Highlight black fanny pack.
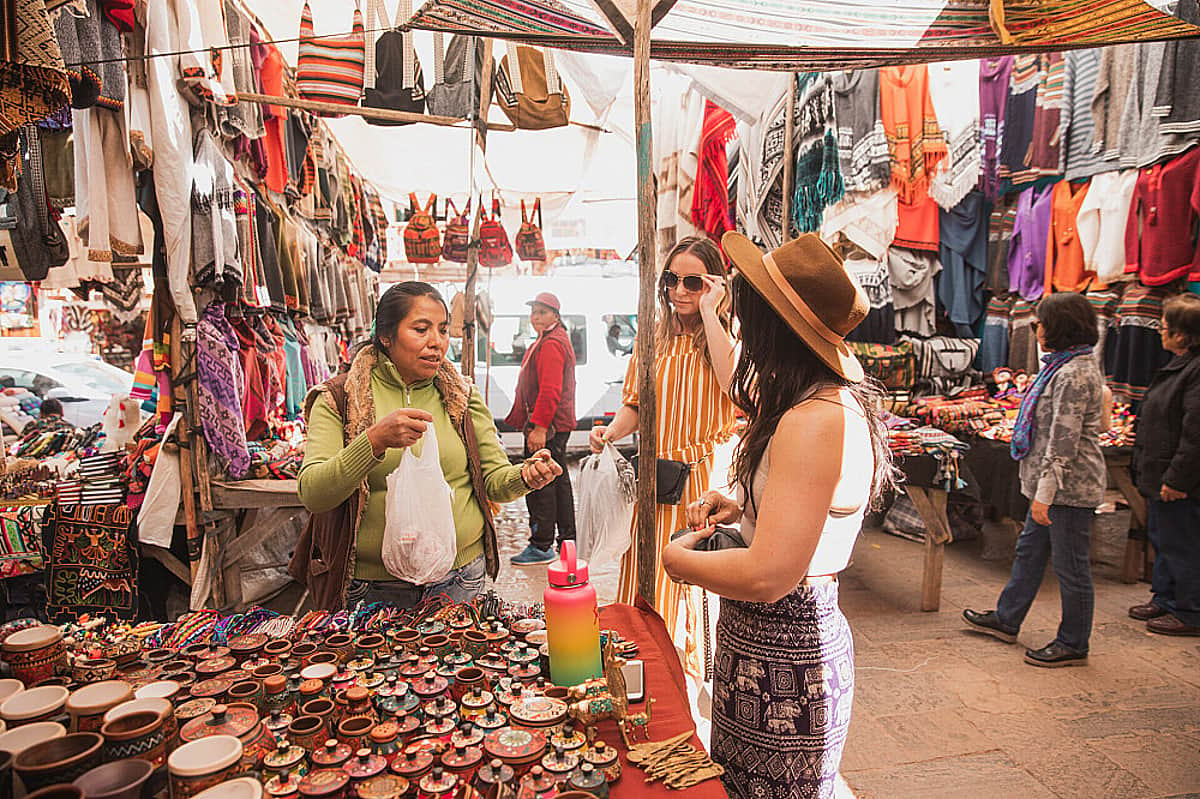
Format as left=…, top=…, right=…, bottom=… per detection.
left=670, top=525, right=748, bottom=551
left=632, top=454, right=705, bottom=505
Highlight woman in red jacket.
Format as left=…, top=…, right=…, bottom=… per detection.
left=506, top=292, right=578, bottom=565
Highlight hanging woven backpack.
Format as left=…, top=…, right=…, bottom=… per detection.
left=442, top=197, right=471, bottom=263
left=494, top=43, right=571, bottom=130
left=427, top=33, right=489, bottom=118
left=362, top=0, right=425, bottom=125
left=403, top=193, right=442, bottom=264
left=296, top=0, right=365, bottom=112
left=479, top=198, right=513, bottom=268
left=515, top=198, right=547, bottom=262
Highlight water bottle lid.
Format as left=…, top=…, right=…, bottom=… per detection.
left=547, top=540, right=589, bottom=586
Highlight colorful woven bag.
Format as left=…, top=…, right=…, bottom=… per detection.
left=296, top=0, right=365, bottom=112
left=362, top=0, right=425, bottom=125
left=479, top=198, right=512, bottom=268
left=847, top=341, right=916, bottom=390
left=515, top=198, right=546, bottom=262
left=442, top=198, right=471, bottom=263
left=494, top=43, right=570, bottom=130
left=403, top=193, right=442, bottom=264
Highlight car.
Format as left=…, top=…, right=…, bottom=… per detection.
left=0, top=355, right=134, bottom=429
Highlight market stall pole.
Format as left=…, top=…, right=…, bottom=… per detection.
left=780, top=71, right=797, bottom=244
left=904, top=486, right=954, bottom=611
left=633, top=0, right=659, bottom=603
left=462, top=42, right=496, bottom=380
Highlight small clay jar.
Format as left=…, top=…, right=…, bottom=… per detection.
left=99, top=709, right=167, bottom=768
left=568, top=763, right=608, bottom=798
left=265, top=709, right=294, bottom=738
left=263, top=742, right=308, bottom=780
left=336, top=716, right=375, bottom=751
left=416, top=766, right=457, bottom=799
left=472, top=759, right=514, bottom=797
left=581, top=742, right=620, bottom=785
left=368, top=721, right=402, bottom=765
left=451, top=722, right=485, bottom=750
left=286, top=715, right=328, bottom=753
left=540, top=745, right=579, bottom=785
left=389, top=630, right=420, bottom=657
left=3, top=626, right=67, bottom=688
left=389, top=749, right=433, bottom=783
left=439, top=743, right=483, bottom=782
left=302, top=698, right=337, bottom=730
left=14, top=732, right=104, bottom=793
left=71, top=658, right=117, bottom=686
left=265, top=769, right=302, bottom=799
left=311, top=739, right=354, bottom=771
left=354, top=774, right=408, bottom=799
left=263, top=640, right=293, bottom=662
left=460, top=631, right=489, bottom=663
left=226, top=680, right=264, bottom=711
left=323, top=634, right=355, bottom=665
left=298, top=769, right=350, bottom=799
left=411, top=674, right=447, bottom=704
left=342, top=749, right=386, bottom=785
left=517, top=766, right=557, bottom=799
left=291, top=643, right=319, bottom=666
left=263, top=675, right=291, bottom=718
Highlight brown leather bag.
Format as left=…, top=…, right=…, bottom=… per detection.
left=494, top=43, right=570, bottom=130
left=288, top=375, right=359, bottom=610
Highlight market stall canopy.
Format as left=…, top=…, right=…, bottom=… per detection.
left=406, top=0, right=1200, bottom=69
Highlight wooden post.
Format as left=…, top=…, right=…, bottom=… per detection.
left=905, top=486, right=952, bottom=612
left=170, top=316, right=202, bottom=585
left=462, top=40, right=495, bottom=380
left=780, top=72, right=797, bottom=243
left=633, top=0, right=659, bottom=604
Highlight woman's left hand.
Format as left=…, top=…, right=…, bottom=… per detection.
left=1161, top=484, right=1187, bottom=502
left=662, top=526, right=715, bottom=584
left=1031, top=500, right=1052, bottom=526
left=521, top=449, right=563, bottom=490
left=697, top=274, right=726, bottom=317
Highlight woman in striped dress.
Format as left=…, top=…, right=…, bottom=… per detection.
left=589, top=237, right=737, bottom=672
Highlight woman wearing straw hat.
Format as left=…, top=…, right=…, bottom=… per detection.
left=664, top=231, right=895, bottom=799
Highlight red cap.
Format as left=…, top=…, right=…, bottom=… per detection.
left=546, top=540, right=589, bottom=586
left=526, top=292, right=561, bottom=314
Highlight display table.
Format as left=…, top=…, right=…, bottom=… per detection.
left=599, top=601, right=729, bottom=798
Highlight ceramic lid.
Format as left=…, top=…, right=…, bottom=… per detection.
left=583, top=741, right=617, bottom=767
left=549, top=725, right=586, bottom=752
left=169, top=735, right=244, bottom=777
left=423, top=696, right=456, bottom=719
left=264, top=675, right=287, bottom=694
left=343, top=749, right=386, bottom=780
left=460, top=687, right=494, bottom=710
left=354, top=774, right=408, bottom=799
left=417, top=767, right=456, bottom=794
left=390, top=749, right=434, bottom=777
left=311, top=740, right=353, bottom=768
left=483, top=728, right=546, bottom=764
left=135, top=680, right=181, bottom=700
left=175, top=697, right=217, bottom=721
left=541, top=746, right=579, bottom=773
left=196, top=656, right=238, bottom=677
left=345, top=686, right=369, bottom=704
left=0, top=720, right=64, bottom=754
left=510, top=696, right=566, bottom=727
left=510, top=619, right=545, bottom=636
left=1, top=685, right=69, bottom=721
left=300, top=664, right=337, bottom=683
left=190, top=676, right=235, bottom=700
left=182, top=703, right=261, bottom=742
left=440, top=744, right=482, bottom=771
left=264, top=743, right=306, bottom=771
left=475, top=759, right=514, bottom=785
left=450, top=724, right=484, bottom=749
left=102, top=697, right=170, bottom=726
left=265, top=771, right=301, bottom=798
left=412, top=673, right=447, bottom=697
left=521, top=766, right=556, bottom=792
left=369, top=721, right=399, bottom=744
left=66, top=680, right=133, bottom=714
left=570, top=763, right=606, bottom=789
left=358, top=673, right=384, bottom=691
left=346, top=659, right=374, bottom=674
left=2, top=625, right=61, bottom=652
left=298, top=770, right=349, bottom=799
left=228, top=634, right=268, bottom=653
left=414, top=621, right=446, bottom=636
left=475, top=707, right=508, bottom=731
left=524, top=631, right=548, bottom=647
left=0, top=678, right=23, bottom=704
left=424, top=718, right=455, bottom=737
left=192, top=777, right=264, bottom=799
left=265, top=711, right=294, bottom=732
left=442, top=652, right=471, bottom=668
left=298, top=679, right=324, bottom=697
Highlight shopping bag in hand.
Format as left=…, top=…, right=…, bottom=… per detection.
left=381, top=425, right=458, bottom=584
left=577, top=442, right=636, bottom=567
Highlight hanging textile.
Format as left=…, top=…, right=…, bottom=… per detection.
left=1153, top=0, right=1200, bottom=136
left=217, top=0, right=264, bottom=140
left=197, top=303, right=251, bottom=479
left=978, top=56, right=1013, bottom=201
left=1077, top=169, right=1138, bottom=285
left=690, top=100, right=737, bottom=242
left=1091, top=44, right=1138, bottom=164
left=1060, top=50, right=1108, bottom=181
left=831, top=68, right=889, bottom=194
left=843, top=253, right=895, bottom=345
left=192, top=128, right=241, bottom=302
left=1008, top=298, right=1041, bottom=375
left=1007, top=183, right=1052, bottom=301
left=1044, top=179, right=1094, bottom=293
left=820, top=188, right=898, bottom=261
left=986, top=194, right=1017, bottom=293
left=937, top=191, right=988, bottom=336
left=998, top=55, right=1039, bottom=186
left=0, top=0, right=70, bottom=136
left=1124, top=145, right=1200, bottom=286
left=881, top=65, right=945, bottom=251
left=1117, top=42, right=1199, bottom=169
left=73, top=106, right=142, bottom=267
left=175, top=0, right=236, bottom=106
left=927, top=60, right=981, bottom=211
left=255, top=34, right=289, bottom=195
left=52, top=0, right=126, bottom=111
left=980, top=294, right=1014, bottom=375
left=1106, top=283, right=1172, bottom=405
left=889, top=247, right=941, bottom=338
left=43, top=503, right=138, bottom=623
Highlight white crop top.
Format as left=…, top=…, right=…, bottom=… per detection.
left=735, top=393, right=873, bottom=576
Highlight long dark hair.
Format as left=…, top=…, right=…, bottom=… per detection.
left=730, top=274, right=896, bottom=511
left=371, top=281, right=448, bottom=352
left=655, top=237, right=731, bottom=366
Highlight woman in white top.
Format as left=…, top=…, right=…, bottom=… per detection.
left=664, top=231, right=896, bottom=799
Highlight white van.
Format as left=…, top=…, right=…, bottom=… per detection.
left=445, top=268, right=639, bottom=453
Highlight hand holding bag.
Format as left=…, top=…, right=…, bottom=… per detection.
left=670, top=525, right=748, bottom=551
left=495, top=42, right=571, bottom=130
left=363, top=0, right=425, bottom=124
left=382, top=426, right=458, bottom=585
left=296, top=0, right=365, bottom=112
left=515, top=198, right=546, bottom=262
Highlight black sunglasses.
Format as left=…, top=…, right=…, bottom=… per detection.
left=661, top=271, right=706, bottom=292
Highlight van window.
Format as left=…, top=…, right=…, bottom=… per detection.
left=481, top=315, right=587, bottom=366
left=603, top=314, right=637, bottom=356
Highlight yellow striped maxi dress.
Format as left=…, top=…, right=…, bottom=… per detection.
left=617, top=334, right=737, bottom=675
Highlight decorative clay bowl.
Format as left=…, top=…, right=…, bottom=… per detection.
left=72, top=758, right=154, bottom=799
left=192, top=777, right=264, bottom=799
left=1, top=686, right=70, bottom=727
left=0, top=721, right=65, bottom=757
left=65, top=681, right=133, bottom=733
left=168, top=736, right=244, bottom=799
left=14, top=732, right=105, bottom=793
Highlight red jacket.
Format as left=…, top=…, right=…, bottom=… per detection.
left=505, top=322, right=577, bottom=435
left=1124, top=146, right=1200, bottom=286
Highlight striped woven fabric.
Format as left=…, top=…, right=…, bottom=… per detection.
left=297, top=1, right=366, bottom=108
left=408, top=0, right=1200, bottom=69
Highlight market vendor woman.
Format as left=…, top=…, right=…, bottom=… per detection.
left=293, top=282, right=562, bottom=609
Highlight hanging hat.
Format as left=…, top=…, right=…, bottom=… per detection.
left=721, top=230, right=868, bottom=382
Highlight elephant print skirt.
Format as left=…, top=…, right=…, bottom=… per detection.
left=711, top=581, right=854, bottom=799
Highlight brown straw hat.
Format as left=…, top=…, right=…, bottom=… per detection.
left=721, top=230, right=869, bottom=382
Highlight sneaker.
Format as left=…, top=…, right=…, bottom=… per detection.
left=962, top=609, right=1018, bottom=643
left=1146, top=615, right=1200, bottom=637
left=510, top=544, right=557, bottom=566
left=1024, top=641, right=1088, bottom=668
left=1128, top=602, right=1168, bottom=621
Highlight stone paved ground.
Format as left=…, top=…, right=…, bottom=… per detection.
left=491, top=489, right=1200, bottom=799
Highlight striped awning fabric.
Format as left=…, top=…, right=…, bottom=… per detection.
left=406, top=0, right=1200, bottom=69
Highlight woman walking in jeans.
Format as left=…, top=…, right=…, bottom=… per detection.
left=964, top=292, right=1106, bottom=667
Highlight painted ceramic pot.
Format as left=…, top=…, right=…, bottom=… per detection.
left=440, top=743, right=483, bottom=782
left=265, top=770, right=302, bottom=799
left=367, top=723, right=401, bottom=766
left=298, top=770, right=349, bottom=799
left=1, top=685, right=70, bottom=727
left=102, top=697, right=173, bottom=753
left=145, top=648, right=175, bottom=666
left=136, top=680, right=182, bottom=704
left=474, top=707, right=508, bottom=733
left=389, top=749, right=434, bottom=783
left=262, top=639, right=292, bottom=662
left=182, top=703, right=276, bottom=772
left=264, top=710, right=294, bottom=738
left=192, top=777, right=263, bottom=799
left=343, top=750, right=387, bottom=785
left=101, top=639, right=141, bottom=669
left=262, top=743, right=307, bottom=781
left=459, top=632, right=489, bottom=664
left=566, top=764, right=607, bottom=799
left=475, top=655, right=508, bottom=686
left=353, top=774, right=407, bottom=799
left=73, top=756, right=154, bottom=799
left=300, top=664, right=337, bottom=686
left=67, top=681, right=134, bottom=733
left=451, top=723, right=485, bottom=751
left=482, top=729, right=546, bottom=778
left=71, top=659, right=116, bottom=686
left=175, top=698, right=216, bottom=729
left=2, top=626, right=67, bottom=687
left=168, top=736, right=243, bottom=799
left=323, top=634, right=355, bottom=665
left=100, top=709, right=167, bottom=767
left=302, top=698, right=337, bottom=734
left=459, top=686, right=495, bottom=724
left=449, top=668, right=483, bottom=704
left=414, top=620, right=447, bottom=637
left=336, top=717, right=375, bottom=751
left=262, top=676, right=290, bottom=718
left=547, top=724, right=584, bottom=754
left=291, top=643, right=319, bottom=665
left=14, top=732, right=105, bottom=793
left=389, top=630, right=420, bottom=657
left=311, top=740, right=354, bottom=771
left=190, top=676, right=234, bottom=704
left=509, top=698, right=566, bottom=738
left=26, top=785, right=83, bottom=799
left=473, top=760, right=514, bottom=797
left=285, top=715, right=328, bottom=753
left=195, top=657, right=238, bottom=680
left=411, top=674, right=447, bottom=704
left=355, top=635, right=388, bottom=661
left=539, top=747, right=578, bottom=786
left=226, top=680, right=264, bottom=711
left=516, top=766, right=557, bottom=799
left=253, top=663, right=285, bottom=681
left=0, top=720, right=65, bottom=760
left=579, top=743, right=620, bottom=785
left=227, top=635, right=268, bottom=665
left=483, top=623, right=510, bottom=654
left=416, top=767, right=457, bottom=799
left=556, top=792, right=597, bottom=799
left=420, top=636, right=451, bottom=662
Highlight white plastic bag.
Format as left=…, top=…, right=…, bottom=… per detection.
left=577, top=443, right=636, bottom=567
left=381, top=425, right=458, bottom=584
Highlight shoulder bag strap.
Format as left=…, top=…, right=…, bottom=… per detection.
left=533, top=197, right=542, bottom=228
left=520, top=199, right=528, bottom=224
left=542, top=46, right=562, bottom=96
left=463, top=36, right=477, bottom=88
left=398, top=0, right=415, bottom=90
left=445, top=197, right=459, bottom=220
left=363, top=0, right=387, bottom=89
left=425, top=193, right=437, bottom=215
left=457, top=407, right=499, bottom=579
left=491, top=197, right=501, bottom=220
left=433, top=31, right=447, bottom=87
left=408, top=192, right=419, bottom=215
left=505, top=40, right=524, bottom=96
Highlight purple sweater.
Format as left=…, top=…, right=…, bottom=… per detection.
left=979, top=56, right=1014, bottom=201
left=1007, top=184, right=1053, bottom=301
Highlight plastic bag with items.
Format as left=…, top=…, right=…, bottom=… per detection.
left=381, top=426, right=458, bottom=584
left=577, top=442, right=637, bottom=567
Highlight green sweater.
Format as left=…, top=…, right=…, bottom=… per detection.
left=298, top=359, right=528, bottom=581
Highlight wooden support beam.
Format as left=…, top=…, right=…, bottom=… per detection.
left=462, top=40, right=496, bottom=380
left=780, top=72, right=797, bottom=243
left=905, top=486, right=951, bottom=612
left=168, top=316, right=201, bottom=585
left=633, top=0, right=658, bottom=605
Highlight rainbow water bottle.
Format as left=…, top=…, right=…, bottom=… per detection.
left=544, top=541, right=603, bottom=687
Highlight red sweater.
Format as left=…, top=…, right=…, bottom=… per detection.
left=504, top=323, right=577, bottom=435
left=1124, top=146, right=1200, bottom=286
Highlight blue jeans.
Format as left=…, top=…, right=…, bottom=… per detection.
left=1148, top=498, right=1200, bottom=626
left=996, top=506, right=1095, bottom=653
left=345, top=556, right=486, bottom=609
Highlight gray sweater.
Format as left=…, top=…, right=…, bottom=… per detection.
left=1018, top=354, right=1106, bottom=508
